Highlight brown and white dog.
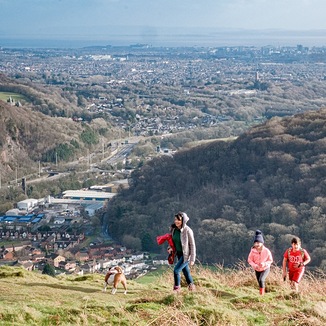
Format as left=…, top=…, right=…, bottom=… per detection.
left=103, top=266, right=127, bottom=294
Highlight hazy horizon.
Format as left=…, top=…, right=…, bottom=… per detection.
left=1, top=1, right=326, bottom=49
left=2, top=28, right=326, bottom=49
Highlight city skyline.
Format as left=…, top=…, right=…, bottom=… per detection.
left=1, top=0, right=326, bottom=48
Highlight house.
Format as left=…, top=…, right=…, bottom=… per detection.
left=102, top=251, right=115, bottom=259
left=31, top=253, right=46, bottom=262
left=40, top=235, right=56, bottom=250
left=12, top=242, right=30, bottom=252
left=59, top=261, right=76, bottom=272
left=131, top=253, right=144, bottom=260
left=89, top=250, right=102, bottom=260
left=17, top=260, right=34, bottom=271
left=101, top=258, right=125, bottom=270
left=80, top=261, right=101, bottom=273
left=88, top=243, right=114, bottom=253
left=75, top=251, right=90, bottom=262
left=98, top=259, right=112, bottom=270
left=30, top=248, right=42, bottom=255
left=51, top=254, right=65, bottom=267
left=0, top=249, right=14, bottom=260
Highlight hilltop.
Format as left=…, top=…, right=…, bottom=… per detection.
left=0, top=265, right=325, bottom=325
left=105, top=108, right=326, bottom=268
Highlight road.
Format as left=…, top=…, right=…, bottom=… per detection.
left=2, top=137, right=141, bottom=189
left=103, top=143, right=135, bottom=166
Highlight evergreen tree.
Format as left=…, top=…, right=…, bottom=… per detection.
left=42, top=263, right=55, bottom=277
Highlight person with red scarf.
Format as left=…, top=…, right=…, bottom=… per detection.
left=157, top=212, right=196, bottom=293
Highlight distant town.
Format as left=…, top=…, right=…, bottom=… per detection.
left=2, top=44, right=326, bottom=129
left=0, top=179, right=168, bottom=277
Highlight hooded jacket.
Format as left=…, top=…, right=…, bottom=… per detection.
left=248, top=245, right=273, bottom=272
left=171, top=212, right=196, bottom=264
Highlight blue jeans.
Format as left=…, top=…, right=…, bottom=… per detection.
left=174, top=255, right=193, bottom=287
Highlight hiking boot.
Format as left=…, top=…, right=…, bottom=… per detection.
left=188, top=283, right=196, bottom=291
left=173, top=285, right=181, bottom=293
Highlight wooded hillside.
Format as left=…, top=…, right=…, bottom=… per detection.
left=105, top=108, right=326, bottom=269
left=0, top=74, right=115, bottom=183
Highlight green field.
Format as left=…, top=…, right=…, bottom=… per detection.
left=0, top=91, right=27, bottom=102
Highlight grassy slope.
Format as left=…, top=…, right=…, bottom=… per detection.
left=0, top=92, right=27, bottom=101
left=0, top=265, right=325, bottom=326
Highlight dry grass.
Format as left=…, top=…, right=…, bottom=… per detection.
left=0, top=264, right=325, bottom=325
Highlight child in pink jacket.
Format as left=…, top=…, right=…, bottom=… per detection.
left=248, top=230, right=273, bottom=295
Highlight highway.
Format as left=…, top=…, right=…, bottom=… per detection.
left=3, top=139, right=139, bottom=189
left=103, top=143, right=135, bottom=166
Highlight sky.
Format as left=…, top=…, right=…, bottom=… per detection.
left=1, top=0, right=326, bottom=47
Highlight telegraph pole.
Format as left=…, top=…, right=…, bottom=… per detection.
left=22, top=177, right=26, bottom=195
left=87, top=149, right=91, bottom=168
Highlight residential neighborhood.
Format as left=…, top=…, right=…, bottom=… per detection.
left=0, top=183, right=168, bottom=279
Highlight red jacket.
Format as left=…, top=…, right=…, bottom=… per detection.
left=156, top=233, right=176, bottom=264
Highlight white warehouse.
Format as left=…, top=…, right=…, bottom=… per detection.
left=17, top=198, right=39, bottom=211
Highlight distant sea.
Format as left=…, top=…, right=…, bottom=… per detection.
left=1, top=30, right=326, bottom=48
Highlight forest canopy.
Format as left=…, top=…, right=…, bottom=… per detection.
left=105, top=108, right=326, bottom=269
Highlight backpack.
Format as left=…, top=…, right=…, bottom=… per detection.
left=287, top=247, right=305, bottom=260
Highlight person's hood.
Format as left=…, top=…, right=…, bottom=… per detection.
left=180, top=212, right=189, bottom=228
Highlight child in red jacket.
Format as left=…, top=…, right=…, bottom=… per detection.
left=282, top=236, right=311, bottom=292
